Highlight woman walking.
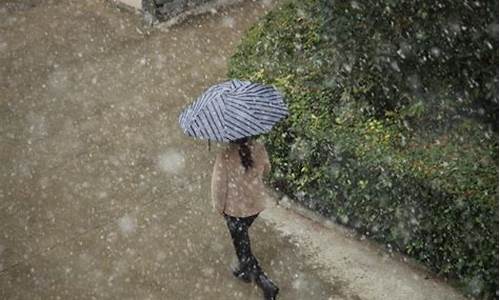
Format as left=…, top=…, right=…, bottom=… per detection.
left=178, top=79, right=287, bottom=299
left=211, top=137, right=279, bottom=300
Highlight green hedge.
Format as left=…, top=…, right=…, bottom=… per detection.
left=228, top=0, right=498, bottom=298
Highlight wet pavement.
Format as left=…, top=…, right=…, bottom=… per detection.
left=0, top=1, right=466, bottom=299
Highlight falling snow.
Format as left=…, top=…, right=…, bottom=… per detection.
left=117, top=214, right=137, bottom=235
left=158, top=149, right=185, bottom=174
left=0, top=0, right=492, bottom=299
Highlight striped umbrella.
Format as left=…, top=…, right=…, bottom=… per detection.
left=179, top=79, right=288, bottom=142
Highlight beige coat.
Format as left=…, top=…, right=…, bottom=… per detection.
left=211, top=141, right=271, bottom=217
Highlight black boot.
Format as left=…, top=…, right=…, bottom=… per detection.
left=255, top=273, right=279, bottom=300
left=233, top=256, right=260, bottom=283
left=232, top=265, right=252, bottom=283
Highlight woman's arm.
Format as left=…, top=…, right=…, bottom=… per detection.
left=211, top=153, right=228, bottom=215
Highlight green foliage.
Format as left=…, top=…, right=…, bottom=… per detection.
left=228, top=0, right=498, bottom=298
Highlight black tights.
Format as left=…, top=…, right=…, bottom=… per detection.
left=224, top=213, right=261, bottom=274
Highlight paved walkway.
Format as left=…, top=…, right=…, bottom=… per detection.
left=0, top=1, right=465, bottom=299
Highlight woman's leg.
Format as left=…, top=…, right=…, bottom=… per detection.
left=224, top=214, right=279, bottom=299
left=224, top=214, right=261, bottom=276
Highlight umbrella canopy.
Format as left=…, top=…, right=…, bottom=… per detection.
left=179, top=79, right=288, bottom=142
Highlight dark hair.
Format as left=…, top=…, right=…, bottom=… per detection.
left=235, top=137, right=253, bottom=171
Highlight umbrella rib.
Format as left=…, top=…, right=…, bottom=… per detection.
left=226, top=109, right=266, bottom=132
left=179, top=106, right=192, bottom=128
left=242, top=84, right=272, bottom=95
left=224, top=95, right=249, bottom=110
left=248, top=96, right=284, bottom=104
left=200, top=109, right=219, bottom=141
left=226, top=131, right=239, bottom=141
left=208, top=99, right=225, bottom=140
left=217, top=93, right=228, bottom=140
left=227, top=115, right=263, bottom=135
left=191, top=92, right=211, bottom=121
left=254, top=110, right=288, bottom=119
left=188, top=123, right=197, bottom=137
left=193, top=118, right=210, bottom=140
left=236, top=95, right=282, bottom=103
left=239, top=82, right=258, bottom=93
left=254, top=102, right=287, bottom=111
left=230, top=80, right=239, bottom=89
left=224, top=118, right=252, bottom=138
left=260, top=121, right=278, bottom=127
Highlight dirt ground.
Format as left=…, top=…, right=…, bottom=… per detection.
left=0, top=0, right=466, bottom=299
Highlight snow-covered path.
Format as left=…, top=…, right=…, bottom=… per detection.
left=0, top=1, right=465, bottom=299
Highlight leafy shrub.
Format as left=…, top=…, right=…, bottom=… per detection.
left=228, top=0, right=498, bottom=298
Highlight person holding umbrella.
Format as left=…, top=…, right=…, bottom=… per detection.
left=179, top=79, right=288, bottom=300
